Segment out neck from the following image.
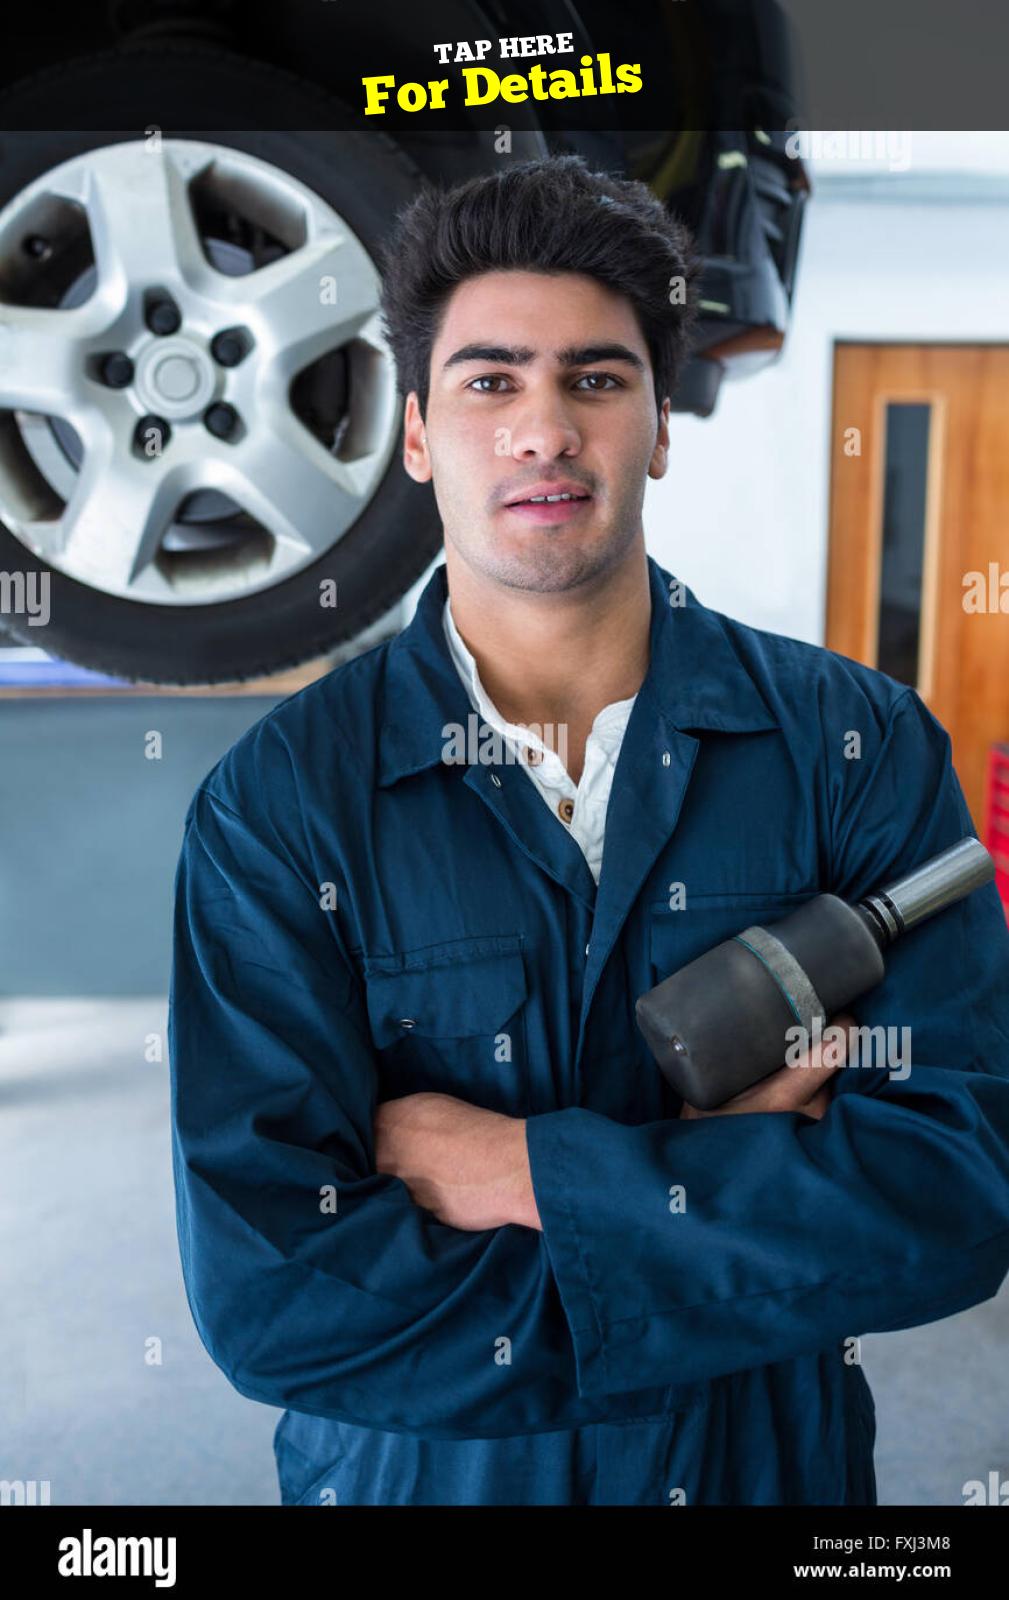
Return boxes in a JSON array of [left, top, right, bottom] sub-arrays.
[[445, 541, 652, 739]]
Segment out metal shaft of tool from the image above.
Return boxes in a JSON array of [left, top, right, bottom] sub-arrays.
[[859, 836, 994, 942]]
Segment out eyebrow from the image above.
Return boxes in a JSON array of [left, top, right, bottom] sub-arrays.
[[442, 341, 645, 372]]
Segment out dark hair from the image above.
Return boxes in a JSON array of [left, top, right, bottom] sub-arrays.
[[378, 153, 703, 418]]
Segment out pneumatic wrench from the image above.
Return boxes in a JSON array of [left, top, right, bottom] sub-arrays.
[[635, 836, 995, 1111]]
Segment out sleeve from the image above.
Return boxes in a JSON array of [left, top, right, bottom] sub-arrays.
[[524, 685, 1009, 1401], [167, 761, 684, 1440]]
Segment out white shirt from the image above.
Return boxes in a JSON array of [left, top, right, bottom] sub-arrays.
[[442, 597, 637, 884]]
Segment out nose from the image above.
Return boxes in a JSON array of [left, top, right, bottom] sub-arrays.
[[507, 384, 582, 461]]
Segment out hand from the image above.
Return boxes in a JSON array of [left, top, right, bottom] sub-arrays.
[[374, 1092, 541, 1231], [679, 1012, 856, 1120]]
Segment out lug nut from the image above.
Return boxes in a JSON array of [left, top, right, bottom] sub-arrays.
[[134, 414, 171, 456], [100, 352, 134, 389], [210, 329, 247, 367], [146, 298, 181, 336], [204, 402, 239, 440]]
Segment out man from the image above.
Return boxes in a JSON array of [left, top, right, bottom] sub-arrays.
[[168, 155, 1009, 1507]]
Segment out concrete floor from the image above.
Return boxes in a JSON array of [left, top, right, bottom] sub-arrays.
[[1, 997, 1006, 1506]]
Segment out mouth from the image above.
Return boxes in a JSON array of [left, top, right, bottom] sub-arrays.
[[501, 489, 594, 525]]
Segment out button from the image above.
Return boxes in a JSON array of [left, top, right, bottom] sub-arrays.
[[490, 773, 502, 787], [399, 1018, 416, 1030], [558, 797, 575, 823], [585, 943, 590, 956], [662, 751, 671, 766]]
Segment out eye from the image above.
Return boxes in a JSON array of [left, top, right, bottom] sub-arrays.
[[466, 374, 514, 393], [574, 372, 623, 391]]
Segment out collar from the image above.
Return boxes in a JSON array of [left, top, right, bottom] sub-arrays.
[[441, 594, 536, 745], [442, 593, 636, 758], [377, 554, 779, 788]]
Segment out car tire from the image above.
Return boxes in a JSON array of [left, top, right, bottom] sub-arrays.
[[0, 45, 440, 683]]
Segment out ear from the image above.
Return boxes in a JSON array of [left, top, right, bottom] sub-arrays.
[[403, 391, 432, 483], [648, 397, 671, 481]]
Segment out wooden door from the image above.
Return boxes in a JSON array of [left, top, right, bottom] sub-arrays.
[[825, 344, 1009, 833]]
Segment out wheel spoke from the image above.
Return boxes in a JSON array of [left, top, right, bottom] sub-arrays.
[[0, 302, 105, 415], [243, 230, 381, 378], [36, 426, 181, 591], [52, 141, 215, 307], [223, 410, 369, 556]]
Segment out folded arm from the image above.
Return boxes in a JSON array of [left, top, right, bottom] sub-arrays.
[[524, 687, 1009, 1399], [169, 757, 681, 1440]]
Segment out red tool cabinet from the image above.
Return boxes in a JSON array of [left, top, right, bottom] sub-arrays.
[[987, 744, 1009, 925]]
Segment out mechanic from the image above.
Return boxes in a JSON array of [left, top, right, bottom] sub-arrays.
[[168, 154, 1009, 1506]]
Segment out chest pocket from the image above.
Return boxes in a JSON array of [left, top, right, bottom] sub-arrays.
[[648, 890, 815, 989], [363, 933, 530, 1115]]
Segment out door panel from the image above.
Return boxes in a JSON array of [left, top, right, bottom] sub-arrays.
[[826, 344, 1009, 830]]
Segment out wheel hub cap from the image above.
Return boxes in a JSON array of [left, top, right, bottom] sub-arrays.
[[135, 336, 217, 418]]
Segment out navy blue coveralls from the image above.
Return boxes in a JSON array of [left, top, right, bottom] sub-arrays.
[[168, 554, 1009, 1505]]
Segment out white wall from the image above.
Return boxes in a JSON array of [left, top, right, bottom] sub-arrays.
[[647, 186, 1009, 644]]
